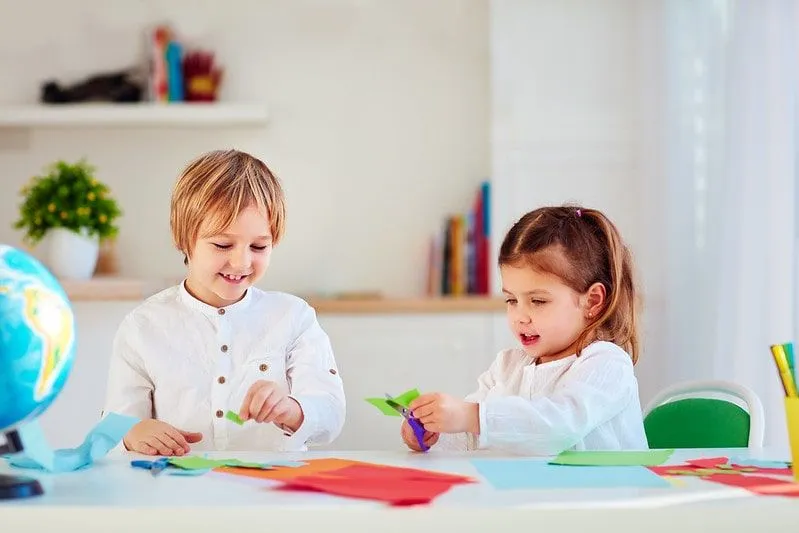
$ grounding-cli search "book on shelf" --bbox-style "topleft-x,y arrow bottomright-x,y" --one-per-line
427,180 -> 491,297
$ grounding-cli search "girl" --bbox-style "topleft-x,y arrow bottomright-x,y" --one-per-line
103,149 -> 346,454
402,205 -> 648,454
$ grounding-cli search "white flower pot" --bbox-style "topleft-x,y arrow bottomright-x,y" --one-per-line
45,227 -> 100,280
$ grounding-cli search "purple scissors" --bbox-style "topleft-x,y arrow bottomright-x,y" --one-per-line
385,394 -> 429,452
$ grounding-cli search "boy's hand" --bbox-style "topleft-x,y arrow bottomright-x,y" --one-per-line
239,380 -> 303,431
400,419 -> 439,451
409,393 -> 479,434
123,419 -> 202,456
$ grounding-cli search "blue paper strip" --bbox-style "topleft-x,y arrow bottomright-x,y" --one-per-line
5,413 -> 138,472
727,457 -> 791,469
470,458 -> 671,490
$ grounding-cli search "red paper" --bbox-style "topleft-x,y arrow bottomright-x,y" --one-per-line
326,464 -> 474,484
703,474 -> 799,496
686,457 -> 728,468
272,462 -> 474,506
278,475 -> 458,506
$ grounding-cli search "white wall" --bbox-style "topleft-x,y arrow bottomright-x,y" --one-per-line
489,0 -> 661,403
0,0 -> 490,297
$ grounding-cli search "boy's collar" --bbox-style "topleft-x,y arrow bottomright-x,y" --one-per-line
177,279 -> 253,316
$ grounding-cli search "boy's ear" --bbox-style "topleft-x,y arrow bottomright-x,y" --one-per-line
583,282 -> 606,318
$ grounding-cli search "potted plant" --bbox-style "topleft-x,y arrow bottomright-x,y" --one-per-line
13,159 -> 122,280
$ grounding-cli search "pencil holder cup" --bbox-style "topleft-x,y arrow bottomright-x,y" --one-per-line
785,398 -> 799,481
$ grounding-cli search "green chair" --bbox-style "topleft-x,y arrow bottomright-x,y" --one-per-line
643,380 -> 764,449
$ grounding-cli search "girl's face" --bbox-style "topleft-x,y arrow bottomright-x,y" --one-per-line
184,205 -> 273,308
500,263 -> 597,362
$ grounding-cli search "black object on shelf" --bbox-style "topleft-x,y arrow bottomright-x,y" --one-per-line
41,68 -> 144,104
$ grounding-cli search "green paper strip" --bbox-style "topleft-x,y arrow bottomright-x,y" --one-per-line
168,456 -> 268,471
549,449 -> 675,467
365,388 -> 422,417
225,410 -> 245,426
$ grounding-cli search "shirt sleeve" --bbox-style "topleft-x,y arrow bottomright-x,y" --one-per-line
281,303 -> 346,447
103,314 -> 154,422
476,348 -> 637,455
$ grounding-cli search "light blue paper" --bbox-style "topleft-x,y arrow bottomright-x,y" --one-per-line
470,458 -> 671,490
5,413 -> 138,473
168,468 -> 212,476
727,457 -> 791,469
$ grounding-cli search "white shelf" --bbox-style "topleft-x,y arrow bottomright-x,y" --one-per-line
0,102 -> 269,128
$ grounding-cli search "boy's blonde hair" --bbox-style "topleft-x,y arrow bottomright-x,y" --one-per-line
170,149 -> 286,262
499,205 -> 640,364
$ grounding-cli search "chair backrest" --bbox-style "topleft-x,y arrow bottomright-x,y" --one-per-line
643,380 -> 764,449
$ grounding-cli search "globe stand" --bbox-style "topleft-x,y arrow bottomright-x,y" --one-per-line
0,430 -> 43,500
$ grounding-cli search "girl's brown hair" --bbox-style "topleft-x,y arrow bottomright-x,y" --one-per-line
498,205 -> 639,363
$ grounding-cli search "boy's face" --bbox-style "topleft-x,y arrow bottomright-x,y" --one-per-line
185,205 -> 273,307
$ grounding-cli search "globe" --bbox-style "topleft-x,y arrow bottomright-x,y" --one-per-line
0,244 -> 76,434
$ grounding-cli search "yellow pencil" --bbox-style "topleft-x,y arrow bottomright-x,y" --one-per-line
771,344 -> 798,397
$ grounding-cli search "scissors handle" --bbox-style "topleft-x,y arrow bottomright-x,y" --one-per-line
407,416 -> 429,452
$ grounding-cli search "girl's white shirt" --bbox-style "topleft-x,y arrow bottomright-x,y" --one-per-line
438,341 -> 649,454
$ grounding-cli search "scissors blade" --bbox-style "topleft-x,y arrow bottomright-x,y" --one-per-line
384,395 -> 409,417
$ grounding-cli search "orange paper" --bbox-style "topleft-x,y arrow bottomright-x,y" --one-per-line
215,458 -> 359,481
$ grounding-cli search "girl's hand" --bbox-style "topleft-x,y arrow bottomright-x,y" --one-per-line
123,419 -> 203,456
239,380 -> 303,430
409,393 -> 480,434
400,419 -> 439,451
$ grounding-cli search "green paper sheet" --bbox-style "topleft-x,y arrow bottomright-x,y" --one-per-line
549,449 -> 675,467
225,410 -> 245,425
365,388 -> 421,416
168,456 -> 268,470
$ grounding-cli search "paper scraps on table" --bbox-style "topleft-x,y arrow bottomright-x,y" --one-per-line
549,449 -> 674,466
471,458 -> 671,490
4,413 -> 139,473
365,388 -> 420,417
648,456 -> 793,478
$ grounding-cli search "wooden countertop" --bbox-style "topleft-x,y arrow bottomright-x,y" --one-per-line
58,277 -> 505,314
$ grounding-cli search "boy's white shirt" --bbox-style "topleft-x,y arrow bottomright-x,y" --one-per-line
437,340 -> 649,454
103,282 -> 346,452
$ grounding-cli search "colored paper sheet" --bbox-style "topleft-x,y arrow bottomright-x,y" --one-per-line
365,388 -> 421,417
703,474 -> 799,496
216,458 -> 362,481
471,458 -> 671,490
648,457 -> 793,478
549,449 -> 674,466
728,457 -> 792,469
225,410 -> 245,425
686,457 -> 728,468
365,398 -> 402,416
324,464 -> 474,484
278,475 -> 457,506
168,456 -> 304,470
273,462 -> 473,506
5,413 -> 138,473
168,468 -> 212,476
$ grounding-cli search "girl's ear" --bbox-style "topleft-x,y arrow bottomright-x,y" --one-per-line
583,282 -> 606,319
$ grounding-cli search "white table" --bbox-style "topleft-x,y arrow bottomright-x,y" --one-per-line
1,448 -> 798,532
